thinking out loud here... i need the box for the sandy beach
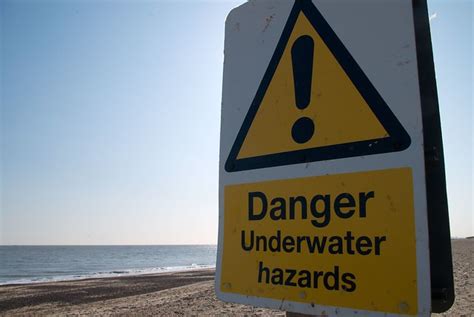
[0,239,471,316]
[0,269,283,316]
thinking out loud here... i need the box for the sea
[0,245,217,285]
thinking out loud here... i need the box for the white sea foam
[0,264,215,286]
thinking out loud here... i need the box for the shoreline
[0,269,215,315]
[0,268,284,316]
[0,264,215,287]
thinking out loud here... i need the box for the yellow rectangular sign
[221,167,417,315]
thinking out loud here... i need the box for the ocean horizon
[0,245,217,285]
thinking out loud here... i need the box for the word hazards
[220,168,418,314]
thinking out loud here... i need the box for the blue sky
[0,0,472,245]
[429,0,473,239]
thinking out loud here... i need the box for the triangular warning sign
[225,0,410,172]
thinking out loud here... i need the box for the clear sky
[0,0,472,245]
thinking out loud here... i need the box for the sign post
[216,0,453,316]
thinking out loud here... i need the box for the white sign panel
[216,1,437,316]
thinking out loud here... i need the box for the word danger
[248,190,375,228]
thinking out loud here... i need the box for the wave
[0,263,215,286]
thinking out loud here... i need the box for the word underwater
[241,230,386,255]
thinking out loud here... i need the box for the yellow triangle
[237,12,388,160]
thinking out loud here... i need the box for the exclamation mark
[291,35,315,144]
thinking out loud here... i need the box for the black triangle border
[225,0,411,172]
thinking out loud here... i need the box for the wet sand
[0,239,471,316]
[0,269,282,316]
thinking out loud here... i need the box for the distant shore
[0,239,471,316]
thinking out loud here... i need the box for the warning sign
[225,0,410,172]
[217,0,448,315]
[221,168,417,314]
